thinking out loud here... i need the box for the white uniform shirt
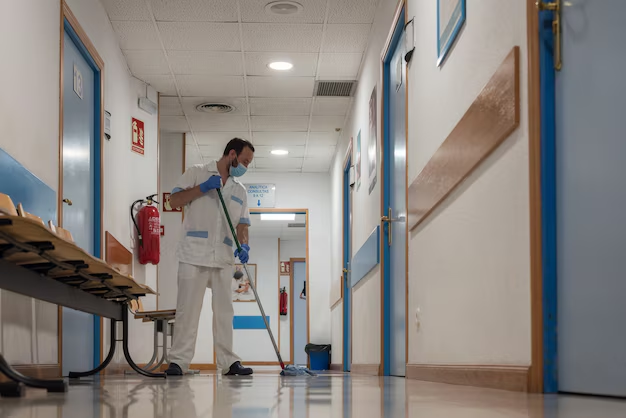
[172,161,250,268]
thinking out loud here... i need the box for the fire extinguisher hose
[131,199,144,247]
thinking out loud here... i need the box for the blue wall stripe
[350,226,380,288]
[233,316,270,330]
[0,148,57,221]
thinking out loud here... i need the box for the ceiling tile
[252,132,308,146]
[253,145,305,158]
[245,52,317,77]
[312,97,351,116]
[161,116,190,132]
[251,116,309,132]
[247,77,315,98]
[249,98,312,116]
[322,24,371,53]
[318,53,363,78]
[310,115,345,132]
[193,132,251,146]
[308,132,340,146]
[197,145,226,159]
[152,0,238,22]
[168,51,243,75]
[306,145,336,159]
[137,74,177,95]
[182,97,248,116]
[159,96,184,116]
[123,50,169,75]
[112,21,161,50]
[188,115,249,132]
[302,158,332,172]
[102,0,151,21]
[328,0,379,24]
[240,0,326,23]
[243,24,323,52]
[176,75,245,97]
[254,157,303,169]
[157,22,241,51]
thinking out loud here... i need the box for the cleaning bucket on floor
[305,344,331,371]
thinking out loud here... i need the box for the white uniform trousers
[168,262,240,373]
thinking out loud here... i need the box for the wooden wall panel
[105,232,132,277]
[408,47,520,230]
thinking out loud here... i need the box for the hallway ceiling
[102,0,379,172]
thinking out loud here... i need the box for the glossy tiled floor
[0,371,625,417]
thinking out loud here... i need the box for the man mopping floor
[165,138,255,376]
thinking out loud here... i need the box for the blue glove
[234,244,250,264]
[199,175,222,193]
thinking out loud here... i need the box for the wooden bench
[0,193,164,397]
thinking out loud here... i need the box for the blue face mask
[229,157,247,177]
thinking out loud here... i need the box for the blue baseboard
[233,316,270,330]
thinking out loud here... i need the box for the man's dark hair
[223,138,255,156]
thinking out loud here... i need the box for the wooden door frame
[379,0,408,376]
[526,0,544,393]
[57,0,105,372]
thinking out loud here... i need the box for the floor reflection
[0,372,624,418]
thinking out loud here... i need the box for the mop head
[280,365,317,377]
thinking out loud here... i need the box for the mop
[216,188,316,377]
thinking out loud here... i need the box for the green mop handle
[216,188,285,369]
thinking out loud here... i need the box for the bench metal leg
[122,308,165,378]
[0,354,67,396]
[69,319,117,379]
[145,319,167,372]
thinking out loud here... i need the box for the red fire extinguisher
[280,287,288,316]
[131,194,160,265]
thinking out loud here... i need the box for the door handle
[62,198,73,206]
[342,268,350,274]
[536,0,562,70]
[381,207,393,246]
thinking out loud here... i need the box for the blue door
[541,0,626,396]
[343,158,352,372]
[61,27,99,375]
[293,261,307,366]
[383,7,407,377]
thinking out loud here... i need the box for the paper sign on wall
[131,117,145,155]
[245,184,276,208]
[73,64,83,99]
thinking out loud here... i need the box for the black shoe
[165,363,183,376]
[225,361,253,376]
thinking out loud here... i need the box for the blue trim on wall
[437,0,466,66]
[539,9,558,393]
[381,7,405,377]
[350,226,380,288]
[64,18,103,369]
[0,149,57,221]
[343,156,352,372]
[233,316,270,330]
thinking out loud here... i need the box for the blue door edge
[343,157,351,371]
[64,18,103,369]
[539,9,558,393]
[381,6,406,377]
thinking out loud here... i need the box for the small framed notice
[280,261,291,276]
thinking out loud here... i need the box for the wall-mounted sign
[73,64,83,99]
[245,184,276,208]
[160,225,164,236]
[280,261,291,276]
[131,117,145,155]
[162,192,182,212]
[437,0,466,66]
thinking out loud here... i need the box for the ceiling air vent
[287,223,306,228]
[196,103,235,114]
[314,81,357,97]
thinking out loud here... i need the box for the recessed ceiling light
[261,213,296,221]
[265,1,303,16]
[271,149,289,155]
[268,61,293,71]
